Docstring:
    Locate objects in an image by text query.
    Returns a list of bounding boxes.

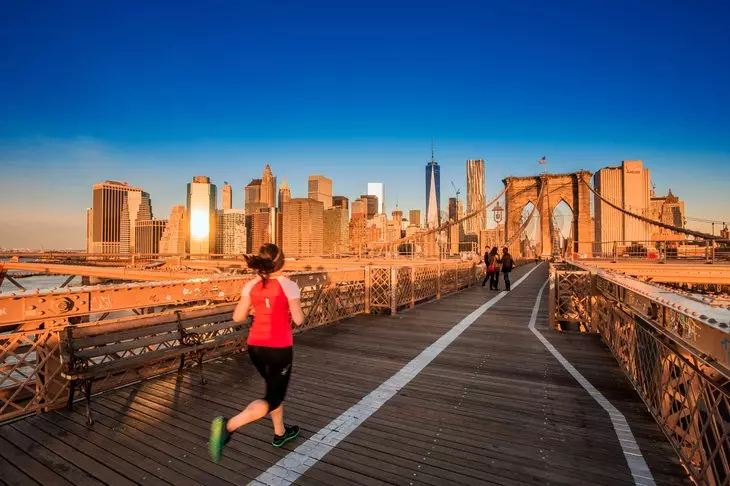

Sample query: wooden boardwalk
[0,265,690,485]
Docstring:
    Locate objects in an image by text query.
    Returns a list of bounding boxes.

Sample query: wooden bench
[59,306,246,425]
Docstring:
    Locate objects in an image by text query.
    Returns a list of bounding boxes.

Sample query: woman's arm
[232,296,251,322]
[289,298,305,327]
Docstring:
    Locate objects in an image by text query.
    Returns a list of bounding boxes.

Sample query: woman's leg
[227,400,270,431]
[210,345,273,462]
[269,404,285,436]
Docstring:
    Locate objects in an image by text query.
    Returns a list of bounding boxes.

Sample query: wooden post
[364,266,371,314]
[390,267,398,315]
[410,265,415,308]
[436,263,441,300]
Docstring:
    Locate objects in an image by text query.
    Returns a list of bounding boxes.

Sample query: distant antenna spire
[431,138,435,162]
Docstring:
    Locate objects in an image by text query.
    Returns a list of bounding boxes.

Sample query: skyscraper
[278,178,292,210]
[367,183,385,214]
[187,176,217,254]
[250,208,277,253]
[120,190,152,253]
[90,180,147,254]
[409,209,421,228]
[216,209,246,255]
[360,195,379,219]
[308,175,333,209]
[260,164,277,208]
[448,197,458,222]
[283,198,324,257]
[222,182,232,210]
[277,178,291,249]
[159,205,187,254]
[465,159,486,235]
[135,219,167,255]
[426,155,441,229]
[649,189,685,239]
[332,196,349,211]
[85,208,93,254]
[245,179,262,214]
[351,198,366,217]
[323,207,349,255]
[594,160,651,252]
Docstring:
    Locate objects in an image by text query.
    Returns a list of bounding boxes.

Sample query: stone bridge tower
[502,171,592,258]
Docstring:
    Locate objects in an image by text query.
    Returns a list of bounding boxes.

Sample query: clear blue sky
[1,0,729,248]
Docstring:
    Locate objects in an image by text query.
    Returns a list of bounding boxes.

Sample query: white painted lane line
[527,280,656,486]
[249,263,545,486]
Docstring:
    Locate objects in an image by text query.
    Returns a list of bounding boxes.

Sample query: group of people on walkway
[481,245,515,291]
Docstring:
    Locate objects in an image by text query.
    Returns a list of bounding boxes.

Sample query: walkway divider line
[250,263,544,486]
[527,280,656,486]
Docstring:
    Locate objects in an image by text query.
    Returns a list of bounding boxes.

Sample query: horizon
[1,1,729,248]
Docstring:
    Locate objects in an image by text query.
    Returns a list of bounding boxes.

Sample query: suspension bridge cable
[581,179,720,241]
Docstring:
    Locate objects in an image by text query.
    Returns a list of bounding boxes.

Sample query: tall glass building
[187,176,218,254]
[425,159,441,228]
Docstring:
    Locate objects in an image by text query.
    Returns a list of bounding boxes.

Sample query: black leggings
[248,345,293,412]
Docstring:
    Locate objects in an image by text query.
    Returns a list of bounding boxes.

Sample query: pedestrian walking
[501,247,515,291]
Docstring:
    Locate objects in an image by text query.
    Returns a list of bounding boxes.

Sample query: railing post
[364,266,371,314]
[410,265,415,308]
[455,264,460,291]
[390,267,398,315]
[548,264,557,329]
[436,263,441,300]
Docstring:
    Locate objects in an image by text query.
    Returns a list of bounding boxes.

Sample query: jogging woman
[209,243,305,463]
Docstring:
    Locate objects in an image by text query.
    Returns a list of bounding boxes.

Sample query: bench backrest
[59,305,243,371]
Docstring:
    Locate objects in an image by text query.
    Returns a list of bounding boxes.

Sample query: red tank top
[245,278,294,348]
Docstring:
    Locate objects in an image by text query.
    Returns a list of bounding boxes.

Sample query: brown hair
[244,243,285,286]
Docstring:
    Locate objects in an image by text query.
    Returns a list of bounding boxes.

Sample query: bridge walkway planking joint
[0,264,690,486]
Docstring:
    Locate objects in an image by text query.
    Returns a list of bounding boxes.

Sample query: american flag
[539,156,546,165]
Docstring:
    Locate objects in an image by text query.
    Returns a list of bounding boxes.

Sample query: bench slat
[73,331,182,359]
[62,330,247,380]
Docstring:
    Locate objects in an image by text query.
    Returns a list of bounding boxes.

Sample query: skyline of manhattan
[1,1,729,248]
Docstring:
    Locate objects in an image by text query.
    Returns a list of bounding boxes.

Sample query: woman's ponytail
[245,244,285,286]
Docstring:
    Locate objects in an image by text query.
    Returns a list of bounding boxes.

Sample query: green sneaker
[272,425,300,447]
[209,416,231,463]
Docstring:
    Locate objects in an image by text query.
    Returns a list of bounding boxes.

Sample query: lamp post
[492,202,504,247]
[493,202,504,224]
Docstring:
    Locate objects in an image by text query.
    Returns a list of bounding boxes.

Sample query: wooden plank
[77,400,256,484]
[0,454,41,486]
[55,407,236,485]
[9,419,136,486]
[0,432,78,486]
[26,415,172,486]
[45,409,206,486]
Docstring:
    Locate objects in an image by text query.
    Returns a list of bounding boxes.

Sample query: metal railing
[571,239,730,263]
[550,262,730,485]
[0,261,484,422]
